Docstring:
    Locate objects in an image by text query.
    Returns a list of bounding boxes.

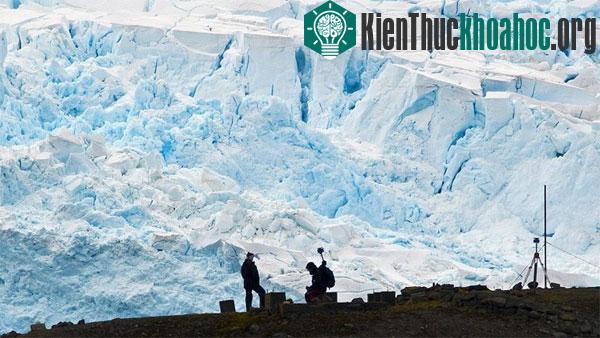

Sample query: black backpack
[321,265,335,288]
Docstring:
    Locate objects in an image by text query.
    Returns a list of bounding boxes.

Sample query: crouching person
[304,262,327,303]
[241,252,265,312]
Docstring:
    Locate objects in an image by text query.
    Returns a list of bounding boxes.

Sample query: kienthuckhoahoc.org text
[361,13,596,54]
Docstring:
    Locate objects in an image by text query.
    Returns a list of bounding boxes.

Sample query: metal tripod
[522,238,552,289]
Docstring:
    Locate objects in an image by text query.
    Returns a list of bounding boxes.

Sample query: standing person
[240,252,265,312]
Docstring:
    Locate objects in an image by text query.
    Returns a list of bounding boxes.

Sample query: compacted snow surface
[0,0,598,333]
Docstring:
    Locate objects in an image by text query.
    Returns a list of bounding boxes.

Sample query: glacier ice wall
[0,0,598,333]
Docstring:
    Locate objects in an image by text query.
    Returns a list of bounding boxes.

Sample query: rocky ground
[4,286,599,337]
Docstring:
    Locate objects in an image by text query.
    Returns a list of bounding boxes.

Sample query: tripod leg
[533,260,538,285]
[522,257,536,285]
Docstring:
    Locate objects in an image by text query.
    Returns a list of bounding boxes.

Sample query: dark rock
[580,321,592,334]
[351,297,365,304]
[324,292,337,303]
[219,300,236,313]
[248,324,260,333]
[560,306,573,312]
[528,311,541,319]
[516,308,529,317]
[452,292,476,305]
[503,298,519,309]
[410,292,428,302]
[272,333,288,338]
[540,307,557,316]
[440,292,456,302]
[516,302,533,311]
[558,313,576,321]
[401,286,428,296]
[510,289,526,297]
[77,319,85,325]
[51,322,74,329]
[30,323,46,331]
[471,290,493,301]
[467,285,489,291]
[481,297,507,308]
[368,291,395,304]
[279,303,389,316]
[378,291,396,304]
[396,295,409,304]
[265,292,286,313]
[558,322,578,336]
[427,291,442,300]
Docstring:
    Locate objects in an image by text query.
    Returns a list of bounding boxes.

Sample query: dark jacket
[241,259,260,288]
[307,265,327,292]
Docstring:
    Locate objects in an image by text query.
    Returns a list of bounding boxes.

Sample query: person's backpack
[321,265,335,288]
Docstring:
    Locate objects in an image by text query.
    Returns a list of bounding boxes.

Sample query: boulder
[379,291,396,304]
[467,285,489,291]
[401,286,428,296]
[219,300,236,313]
[396,295,409,304]
[30,323,46,331]
[324,292,338,303]
[52,322,74,329]
[265,292,286,313]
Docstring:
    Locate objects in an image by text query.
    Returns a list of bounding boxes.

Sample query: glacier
[0,0,599,333]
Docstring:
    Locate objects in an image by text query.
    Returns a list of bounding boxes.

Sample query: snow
[0,0,599,333]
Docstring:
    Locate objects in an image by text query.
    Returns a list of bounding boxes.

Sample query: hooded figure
[240,252,265,311]
[304,261,327,303]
